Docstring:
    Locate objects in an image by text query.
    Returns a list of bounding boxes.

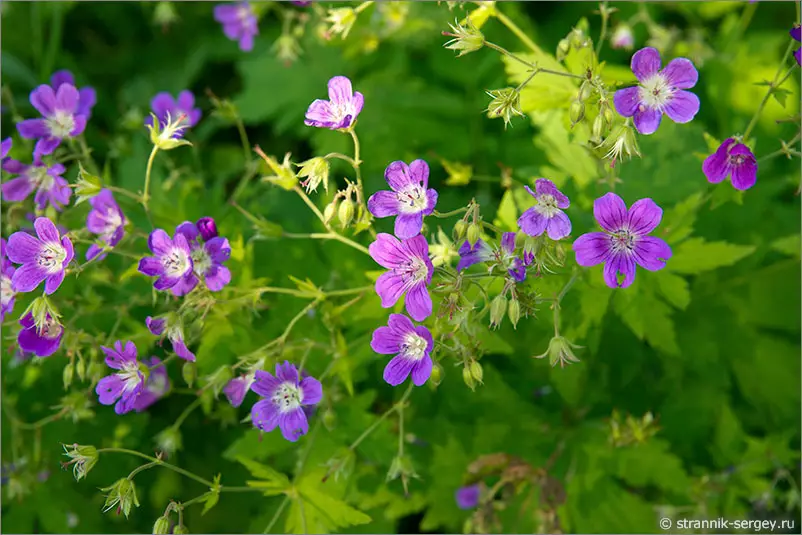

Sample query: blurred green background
[1,1,800,533]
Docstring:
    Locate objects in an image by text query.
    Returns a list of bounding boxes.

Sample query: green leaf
[237,457,291,495]
[654,272,691,310]
[668,238,755,274]
[532,110,598,189]
[493,187,536,231]
[658,191,706,245]
[200,490,220,515]
[502,53,577,114]
[770,234,800,259]
[609,439,692,498]
[285,469,372,534]
[613,280,680,355]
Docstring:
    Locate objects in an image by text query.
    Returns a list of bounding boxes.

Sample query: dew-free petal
[631,47,662,82]
[593,192,628,233]
[664,90,699,124]
[572,232,611,267]
[627,198,663,236]
[633,236,672,271]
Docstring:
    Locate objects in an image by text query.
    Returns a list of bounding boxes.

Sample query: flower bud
[173,525,189,534]
[75,354,87,381]
[453,220,467,242]
[62,443,98,482]
[153,516,171,535]
[578,82,593,102]
[591,114,605,141]
[153,2,179,29]
[466,223,481,248]
[533,335,582,368]
[569,100,585,125]
[63,361,75,389]
[322,408,336,429]
[490,294,507,329]
[100,478,140,518]
[468,360,483,384]
[462,365,476,391]
[196,217,218,241]
[603,107,615,128]
[338,198,355,229]
[443,19,485,57]
[556,39,571,61]
[74,164,103,205]
[323,200,338,224]
[155,427,182,455]
[508,297,521,329]
[429,362,443,387]
[387,454,417,482]
[485,88,524,129]
[297,157,330,194]
[182,361,196,388]
[610,24,634,50]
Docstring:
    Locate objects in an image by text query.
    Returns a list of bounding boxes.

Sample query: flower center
[117,362,142,393]
[162,248,191,277]
[401,333,428,361]
[46,111,75,138]
[28,165,54,190]
[1,275,13,305]
[271,382,304,412]
[190,246,212,275]
[398,257,429,284]
[609,229,636,254]
[728,154,747,167]
[638,73,672,110]
[534,193,560,218]
[396,185,428,214]
[37,242,67,274]
[104,209,123,235]
[37,317,63,340]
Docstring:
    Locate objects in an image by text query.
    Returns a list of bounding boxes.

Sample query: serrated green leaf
[658,191,706,244]
[237,456,292,494]
[200,490,220,515]
[285,470,372,534]
[770,234,800,258]
[654,272,691,310]
[493,187,536,231]
[613,281,679,355]
[669,238,755,274]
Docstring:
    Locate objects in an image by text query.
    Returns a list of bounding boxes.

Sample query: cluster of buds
[556,24,592,62]
[452,202,482,248]
[608,410,660,447]
[322,183,357,229]
[462,359,484,391]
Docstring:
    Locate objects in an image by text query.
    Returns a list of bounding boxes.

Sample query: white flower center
[162,248,191,277]
[28,165,54,190]
[534,193,560,218]
[609,229,636,254]
[396,185,428,214]
[401,333,427,361]
[638,73,673,111]
[728,153,748,167]
[38,317,63,340]
[104,209,123,235]
[271,382,304,413]
[46,110,75,138]
[191,246,211,275]
[118,362,142,393]
[37,242,67,274]
[1,274,13,306]
[398,256,429,285]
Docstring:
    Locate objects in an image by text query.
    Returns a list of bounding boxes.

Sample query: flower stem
[283,231,370,255]
[742,42,796,142]
[171,396,204,432]
[433,207,470,218]
[127,461,160,480]
[235,117,251,165]
[142,145,160,212]
[553,270,580,337]
[324,152,358,168]
[97,448,214,487]
[106,185,142,202]
[263,496,291,534]
[595,2,610,58]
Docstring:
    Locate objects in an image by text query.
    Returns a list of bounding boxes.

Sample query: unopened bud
[323,200,338,224]
[325,7,358,39]
[63,362,75,389]
[75,355,86,381]
[508,298,521,328]
[196,217,218,241]
[322,409,336,429]
[443,19,485,57]
[603,106,615,127]
[453,220,467,242]
[173,525,189,534]
[462,365,476,391]
[429,362,443,387]
[153,516,171,534]
[578,82,593,102]
[592,114,605,140]
[490,294,507,328]
[466,223,481,248]
[569,100,585,125]
[338,198,355,228]
[610,24,634,50]
[556,39,571,61]
[182,361,196,388]
[297,157,330,194]
[469,360,483,384]
[155,427,182,455]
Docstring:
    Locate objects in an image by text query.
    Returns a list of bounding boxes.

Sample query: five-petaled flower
[458,232,527,283]
[517,179,572,240]
[455,484,481,510]
[145,91,202,137]
[137,229,194,291]
[169,218,232,295]
[573,193,672,289]
[50,70,97,119]
[1,239,16,321]
[213,2,259,52]
[86,189,126,261]
[702,138,758,191]
[369,233,434,322]
[96,340,146,415]
[250,361,322,442]
[613,47,700,135]
[1,156,71,211]
[371,314,434,387]
[132,357,170,412]
[18,312,64,357]
[368,159,438,239]
[304,76,364,130]
[146,316,196,362]
[6,217,73,294]
[16,83,88,156]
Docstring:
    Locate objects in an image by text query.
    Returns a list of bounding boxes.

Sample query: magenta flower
[214,2,258,52]
[368,159,438,239]
[86,189,126,261]
[1,239,16,321]
[517,179,571,240]
[458,232,527,283]
[371,314,434,387]
[170,218,232,296]
[455,484,481,510]
[146,316,196,362]
[95,341,146,415]
[250,361,322,442]
[224,374,255,407]
[137,229,194,291]
[16,83,88,156]
[291,1,311,5]
[1,137,11,160]
[1,156,71,211]
[196,217,218,241]
[133,357,170,412]
[50,70,97,119]
[145,91,202,137]
[573,193,672,289]
[791,25,801,66]
[702,138,757,191]
[6,217,73,294]
[18,312,63,358]
[613,47,700,135]
[369,233,434,322]
[304,76,364,130]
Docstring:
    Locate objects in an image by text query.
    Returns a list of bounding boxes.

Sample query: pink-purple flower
[1,138,11,160]
[145,91,202,137]
[224,374,255,407]
[610,24,634,50]
[214,2,258,52]
[146,316,196,362]
[1,239,16,321]
[18,312,63,358]
[368,159,438,239]
[517,179,571,240]
[138,229,194,291]
[613,47,700,135]
[1,156,71,211]
[50,70,97,119]
[573,193,672,289]
[132,357,170,412]
[371,314,434,387]
[369,233,434,322]
[96,340,146,415]
[250,361,322,442]
[792,25,801,66]
[455,484,481,510]
[86,189,126,261]
[16,83,88,156]
[458,232,527,283]
[170,218,232,296]
[702,138,757,191]
[304,76,364,130]
[6,217,73,294]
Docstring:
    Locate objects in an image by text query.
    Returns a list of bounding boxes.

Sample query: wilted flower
[534,335,582,368]
[61,444,98,482]
[368,159,438,239]
[1,238,16,321]
[146,316,196,362]
[304,75,364,130]
[250,361,322,442]
[214,2,258,52]
[145,91,202,136]
[1,156,71,211]
[458,232,527,283]
[369,233,434,321]
[6,217,73,294]
[223,373,255,407]
[455,484,481,509]
[50,70,97,119]
[170,218,232,295]
[100,478,140,518]
[137,229,194,291]
[16,83,87,155]
[18,312,64,357]
[517,179,571,240]
[702,137,757,191]
[132,357,170,412]
[96,341,146,415]
[610,24,634,50]
[297,157,330,193]
[573,193,672,288]
[443,18,484,57]
[599,122,640,167]
[485,88,524,128]
[86,189,126,261]
[613,47,700,135]
[371,314,434,387]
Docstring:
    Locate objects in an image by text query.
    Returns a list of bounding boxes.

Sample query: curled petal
[702,138,736,184]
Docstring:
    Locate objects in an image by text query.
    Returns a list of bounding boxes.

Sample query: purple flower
[791,25,801,66]
[371,314,434,387]
[1,137,11,160]
[572,193,672,289]
[16,83,88,156]
[50,70,97,119]
[137,229,194,291]
[146,316,196,362]
[18,312,63,357]
[6,217,73,294]
[196,217,218,241]
[702,138,757,191]
[132,357,170,412]
[613,47,700,135]
[367,159,438,239]
[517,179,571,240]
[1,239,16,321]
[213,2,258,52]
[369,233,434,322]
[145,91,202,137]
[250,361,323,442]
[456,484,481,510]
[86,189,126,261]
[1,156,71,211]
[291,1,311,5]
[170,219,232,296]
[458,232,527,283]
[96,340,146,415]
[224,374,255,407]
[304,76,364,130]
